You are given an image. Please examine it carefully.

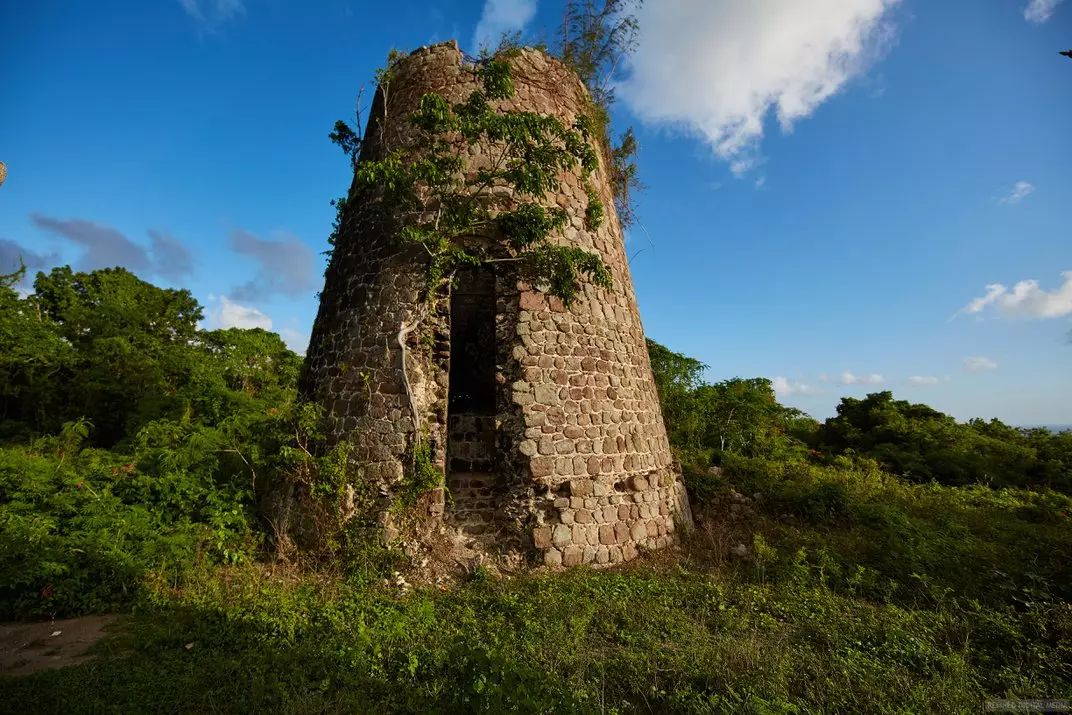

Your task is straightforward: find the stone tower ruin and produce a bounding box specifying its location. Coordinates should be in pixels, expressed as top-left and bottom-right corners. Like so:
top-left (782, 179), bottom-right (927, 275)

top-left (300, 41), bottom-right (691, 569)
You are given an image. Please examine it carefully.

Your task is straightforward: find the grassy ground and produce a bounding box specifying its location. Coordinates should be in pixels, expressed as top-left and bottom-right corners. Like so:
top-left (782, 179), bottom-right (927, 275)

top-left (2, 459), bottom-right (1070, 714)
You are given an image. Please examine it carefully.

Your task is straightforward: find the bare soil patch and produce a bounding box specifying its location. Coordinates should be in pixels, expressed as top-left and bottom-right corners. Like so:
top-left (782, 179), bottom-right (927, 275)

top-left (0, 615), bottom-right (122, 677)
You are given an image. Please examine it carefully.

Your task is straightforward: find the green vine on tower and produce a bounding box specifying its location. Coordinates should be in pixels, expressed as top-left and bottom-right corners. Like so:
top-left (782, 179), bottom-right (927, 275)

top-left (331, 50), bottom-right (612, 308)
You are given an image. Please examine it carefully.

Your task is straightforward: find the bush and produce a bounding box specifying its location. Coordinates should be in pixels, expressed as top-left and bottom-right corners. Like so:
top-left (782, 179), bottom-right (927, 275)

top-left (0, 420), bottom-right (259, 618)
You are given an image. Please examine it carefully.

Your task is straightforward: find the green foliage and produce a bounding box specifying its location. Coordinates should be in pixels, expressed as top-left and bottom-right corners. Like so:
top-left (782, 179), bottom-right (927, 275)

top-left (817, 391), bottom-right (1072, 493)
top-left (1, 266), bottom-right (205, 444)
top-left (558, 0), bottom-right (644, 227)
top-left (2, 317), bottom-right (1071, 712)
top-left (0, 419), bottom-right (258, 618)
top-left (328, 120), bottom-right (361, 167)
top-left (609, 126), bottom-right (642, 227)
top-left (324, 194), bottom-right (347, 264)
top-left (712, 454), bottom-right (1072, 612)
top-left (648, 341), bottom-right (1072, 495)
top-left (559, 0), bottom-right (642, 109)
top-left (5, 543), bottom-right (1067, 713)
top-left (647, 339), bottom-right (811, 471)
top-left (397, 433), bottom-right (443, 510)
top-left (0, 265), bottom-right (341, 618)
top-left (340, 54), bottom-right (612, 307)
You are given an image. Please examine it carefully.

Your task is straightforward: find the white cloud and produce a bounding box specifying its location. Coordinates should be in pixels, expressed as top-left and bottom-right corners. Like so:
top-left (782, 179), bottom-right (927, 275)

top-left (471, 0), bottom-right (537, 54)
top-left (206, 295), bottom-right (272, 331)
top-left (772, 376), bottom-right (823, 396)
top-left (906, 375), bottom-right (940, 387)
top-left (179, 0), bottom-right (245, 30)
top-left (964, 356), bottom-right (998, 373)
top-left (998, 180), bottom-right (1034, 205)
top-left (839, 370), bottom-right (885, 385)
top-left (620, 0), bottom-right (900, 174)
top-left (1024, 0), bottom-right (1065, 22)
top-left (202, 297), bottom-right (309, 354)
top-left (949, 283), bottom-right (1005, 322)
top-left (952, 271), bottom-right (1072, 321)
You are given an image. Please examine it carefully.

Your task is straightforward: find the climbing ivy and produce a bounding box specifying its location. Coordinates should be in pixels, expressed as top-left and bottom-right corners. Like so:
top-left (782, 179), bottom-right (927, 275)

top-left (332, 50), bottom-right (612, 307)
top-left (396, 432), bottom-right (443, 510)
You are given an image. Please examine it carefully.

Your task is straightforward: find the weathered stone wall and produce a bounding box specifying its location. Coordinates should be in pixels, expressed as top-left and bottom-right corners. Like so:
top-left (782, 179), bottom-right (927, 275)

top-left (301, 40), bottom-right (691, 568)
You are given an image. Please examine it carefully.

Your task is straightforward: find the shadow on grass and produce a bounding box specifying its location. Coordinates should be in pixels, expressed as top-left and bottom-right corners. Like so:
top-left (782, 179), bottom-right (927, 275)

top-left (0, 558), bottom-right (1003, 715)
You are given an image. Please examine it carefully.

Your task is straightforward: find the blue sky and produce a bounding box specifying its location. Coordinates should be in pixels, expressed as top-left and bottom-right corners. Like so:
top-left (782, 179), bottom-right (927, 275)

top-left (1, 0), bottom-right (1070, 424)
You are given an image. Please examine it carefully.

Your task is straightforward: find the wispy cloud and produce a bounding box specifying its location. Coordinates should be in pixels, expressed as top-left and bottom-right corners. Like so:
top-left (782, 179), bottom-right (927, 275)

top-left (32, 214), bottom-right (152, 273)
top-left (148, 229), bottom-right (195, 281)
top-left (0, 238), bottom-right (58, 279)
top-left (30, 214), bottom-right (194, 280)
top-left (772, 376), bottom-right (823, 397)
top-left (620, 0), bottom-right (901, 175)
top-left (964, 356), bottom-right (998, 373)
top-left (906, 375), bottom-right (940, 387)
top-left (952, 271), bottom-right (1072, 321)
top-left (997, 180), bottom-right (1034, 205)
top-left (471, 0), bottom-right (537, 54)
top-left (1024, 0), bottom-right (1065, 22)
top-left (838, 370), bottom-right (885, 386)
top-left (229, 229), bottom-right (315, 302)
top-left (179, 0), bottom-right (245, 31)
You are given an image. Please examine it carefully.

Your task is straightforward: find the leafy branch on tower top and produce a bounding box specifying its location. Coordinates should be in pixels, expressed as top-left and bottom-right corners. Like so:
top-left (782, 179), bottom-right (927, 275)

top-left (331, 50), bottom-right (612, 307)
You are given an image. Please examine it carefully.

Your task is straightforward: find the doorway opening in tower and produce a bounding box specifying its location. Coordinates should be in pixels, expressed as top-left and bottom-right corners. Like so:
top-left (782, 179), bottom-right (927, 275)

top-left (446, 266), bottom-right (499, 535)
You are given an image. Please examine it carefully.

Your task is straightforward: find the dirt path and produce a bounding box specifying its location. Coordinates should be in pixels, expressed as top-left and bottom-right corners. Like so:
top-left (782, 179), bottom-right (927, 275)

top-left (0, 615), bottom-right (122, 678)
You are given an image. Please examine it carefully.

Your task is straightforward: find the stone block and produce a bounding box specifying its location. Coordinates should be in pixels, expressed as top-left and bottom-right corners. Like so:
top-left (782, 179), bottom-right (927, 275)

top-left (531, 457), bottom-right (555, 477)
top-left (569, 479), bottom-right (593, 497)
top-left (533, 526), bottom-right (553, 549)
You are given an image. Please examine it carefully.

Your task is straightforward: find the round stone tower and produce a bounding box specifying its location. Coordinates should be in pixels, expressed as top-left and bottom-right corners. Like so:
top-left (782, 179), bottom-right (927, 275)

top-left (301, 41), bottom-right (691, 568)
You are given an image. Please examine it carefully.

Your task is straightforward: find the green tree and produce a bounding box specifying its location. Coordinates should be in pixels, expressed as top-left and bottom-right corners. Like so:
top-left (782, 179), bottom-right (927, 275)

top-left (29, 267), bottom-right (204, 444)
top-left (646, 339), bottom-right (810, 470)
top-left (819, 392), bottom-right (1064, 491)
top-left (0, 264), bottom-right (72, 437)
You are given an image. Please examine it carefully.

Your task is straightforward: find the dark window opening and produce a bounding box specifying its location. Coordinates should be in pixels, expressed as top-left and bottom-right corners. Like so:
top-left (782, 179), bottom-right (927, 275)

top-left (448, 267), bottom-right (497, 415)
top-left (447, 267), bottom-right (499, 534)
